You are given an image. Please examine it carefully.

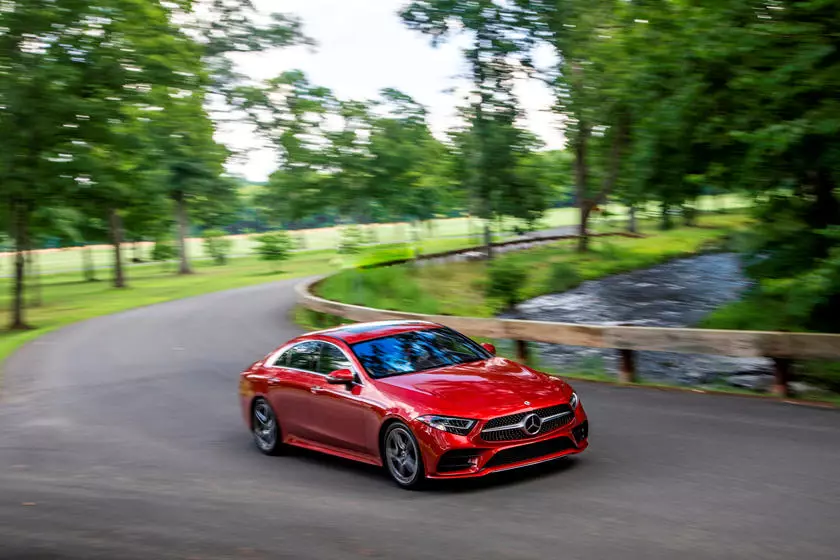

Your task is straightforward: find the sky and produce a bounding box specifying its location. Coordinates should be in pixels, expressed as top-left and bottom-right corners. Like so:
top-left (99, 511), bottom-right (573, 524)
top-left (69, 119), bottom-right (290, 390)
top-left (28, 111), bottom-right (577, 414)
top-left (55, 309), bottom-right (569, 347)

top-left (221, 0), bottom-right (563, 182)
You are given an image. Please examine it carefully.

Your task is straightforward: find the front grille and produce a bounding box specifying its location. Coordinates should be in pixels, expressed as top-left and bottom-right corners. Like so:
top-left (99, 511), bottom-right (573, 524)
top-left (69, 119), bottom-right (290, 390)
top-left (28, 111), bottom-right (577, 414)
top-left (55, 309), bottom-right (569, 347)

top-left (437, 449), bottom-right (484, 473)
top-left (484, 436), bottom-right (574, 469)
top-left (481, 404), bottom-right (574, 442)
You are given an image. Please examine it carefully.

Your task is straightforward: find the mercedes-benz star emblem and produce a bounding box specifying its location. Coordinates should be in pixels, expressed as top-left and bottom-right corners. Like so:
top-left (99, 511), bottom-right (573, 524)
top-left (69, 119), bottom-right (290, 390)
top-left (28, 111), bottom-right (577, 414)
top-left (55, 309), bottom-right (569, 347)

top-left (522, 413), bottom-right (542, 436)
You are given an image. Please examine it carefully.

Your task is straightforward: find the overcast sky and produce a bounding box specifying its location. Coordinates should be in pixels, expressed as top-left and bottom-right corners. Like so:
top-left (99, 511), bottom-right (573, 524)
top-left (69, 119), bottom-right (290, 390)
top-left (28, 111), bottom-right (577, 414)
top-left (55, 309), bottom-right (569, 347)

top-left (221, 0), bottom-right (563, 182)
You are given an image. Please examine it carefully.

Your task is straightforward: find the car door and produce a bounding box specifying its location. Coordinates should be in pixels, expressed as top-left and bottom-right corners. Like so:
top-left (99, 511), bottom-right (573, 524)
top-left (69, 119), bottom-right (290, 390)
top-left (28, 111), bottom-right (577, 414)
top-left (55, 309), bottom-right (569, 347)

top-left (305, 342), bottom-right (383, 457)
top-left (265, 341), bottom-right (324, 442)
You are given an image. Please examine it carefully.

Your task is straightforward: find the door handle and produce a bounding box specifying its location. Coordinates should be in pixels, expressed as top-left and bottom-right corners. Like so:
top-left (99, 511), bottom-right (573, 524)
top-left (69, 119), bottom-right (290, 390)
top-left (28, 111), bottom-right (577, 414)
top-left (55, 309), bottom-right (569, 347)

top-left (310, 386), bottom-right (325, 394)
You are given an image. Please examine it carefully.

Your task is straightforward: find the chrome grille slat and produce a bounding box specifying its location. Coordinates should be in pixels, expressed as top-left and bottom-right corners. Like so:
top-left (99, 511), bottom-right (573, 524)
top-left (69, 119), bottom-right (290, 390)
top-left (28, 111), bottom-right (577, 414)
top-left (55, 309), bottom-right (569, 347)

top-left (481, 404), bottom-right (574, 442)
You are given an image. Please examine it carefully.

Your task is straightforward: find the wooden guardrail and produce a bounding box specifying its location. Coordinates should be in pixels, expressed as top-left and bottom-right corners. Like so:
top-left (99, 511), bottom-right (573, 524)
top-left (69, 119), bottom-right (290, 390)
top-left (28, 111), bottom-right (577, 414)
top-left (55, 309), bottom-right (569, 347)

top-left (296, 238), bottom-right (840, 398)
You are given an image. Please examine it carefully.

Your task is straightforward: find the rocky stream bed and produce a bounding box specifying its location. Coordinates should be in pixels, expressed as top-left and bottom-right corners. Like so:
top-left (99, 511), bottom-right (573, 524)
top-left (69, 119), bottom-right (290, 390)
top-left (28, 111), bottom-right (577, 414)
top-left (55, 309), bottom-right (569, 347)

top-left (504, 253), bottom-right (788, 391)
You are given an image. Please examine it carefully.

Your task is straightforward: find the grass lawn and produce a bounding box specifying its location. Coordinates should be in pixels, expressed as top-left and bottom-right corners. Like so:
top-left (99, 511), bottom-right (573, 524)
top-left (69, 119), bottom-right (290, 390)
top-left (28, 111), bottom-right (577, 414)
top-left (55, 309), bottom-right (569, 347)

top-left (0, 194), bottom-right (749, 275)
top-left (316, 212), bottom-right (752, 318)
top-left (0, 235), bottom-right (492, 370)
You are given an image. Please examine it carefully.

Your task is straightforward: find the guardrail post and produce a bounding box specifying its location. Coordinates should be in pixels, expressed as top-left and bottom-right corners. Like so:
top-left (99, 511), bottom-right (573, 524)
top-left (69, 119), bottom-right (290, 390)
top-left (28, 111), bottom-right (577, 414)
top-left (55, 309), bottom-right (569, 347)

top-left (619, 349), bottom-right (637, 383)
top-left (772, 358), bottom-right (792, 398)
top-left (515, 339), bottom-right (529, 364)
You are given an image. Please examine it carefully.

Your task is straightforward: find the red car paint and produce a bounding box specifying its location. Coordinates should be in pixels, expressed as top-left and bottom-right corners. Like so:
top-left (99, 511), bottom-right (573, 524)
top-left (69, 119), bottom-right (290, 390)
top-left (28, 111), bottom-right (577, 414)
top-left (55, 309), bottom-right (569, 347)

top-left (239, 321), bottom-right (588, 479)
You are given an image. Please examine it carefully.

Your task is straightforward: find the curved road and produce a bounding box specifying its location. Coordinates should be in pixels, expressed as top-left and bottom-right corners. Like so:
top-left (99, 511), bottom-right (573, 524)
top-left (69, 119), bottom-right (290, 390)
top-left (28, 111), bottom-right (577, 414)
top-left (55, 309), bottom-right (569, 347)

top-left (1, 279), bottom-right (838, 559)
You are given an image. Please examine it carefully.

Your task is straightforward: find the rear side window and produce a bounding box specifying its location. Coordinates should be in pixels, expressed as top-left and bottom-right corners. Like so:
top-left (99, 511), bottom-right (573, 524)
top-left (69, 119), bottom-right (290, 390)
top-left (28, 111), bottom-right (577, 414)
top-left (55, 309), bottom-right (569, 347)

top-left (276, 341), bottom-right (321, 372)
top-left (318, 343), bottom-right (354, 374)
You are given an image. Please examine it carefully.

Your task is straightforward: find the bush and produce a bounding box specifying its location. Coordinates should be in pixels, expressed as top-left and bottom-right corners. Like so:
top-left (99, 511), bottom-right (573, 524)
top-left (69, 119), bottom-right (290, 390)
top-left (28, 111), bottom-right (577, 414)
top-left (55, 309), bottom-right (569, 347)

top-left (338, 225), bottom-right (364, 255)
top-left (202, 229), bottom-right (232, 265)
top-left (151, 237), bottom-right (177, 263)
top-left (362, 226), bottom-right (378, 244)
top-left (254, 231), bottom-right (293, 271)
top-left (357, 244), bottom-right (415, 268)
top-left (544, 261), bottom-right (582, 293)
top-left (595, 239), bottom-right (622, 260)
top-left (485, 258), bottom-right (528, 308)
top-left (319, 266), bottom-right (439, 315)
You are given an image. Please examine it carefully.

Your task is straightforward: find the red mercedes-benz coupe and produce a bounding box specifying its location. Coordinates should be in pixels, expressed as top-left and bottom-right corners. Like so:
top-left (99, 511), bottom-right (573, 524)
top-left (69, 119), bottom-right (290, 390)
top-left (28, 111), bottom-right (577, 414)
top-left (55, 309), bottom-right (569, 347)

top-left (239, 320), bottom-right (589, 488)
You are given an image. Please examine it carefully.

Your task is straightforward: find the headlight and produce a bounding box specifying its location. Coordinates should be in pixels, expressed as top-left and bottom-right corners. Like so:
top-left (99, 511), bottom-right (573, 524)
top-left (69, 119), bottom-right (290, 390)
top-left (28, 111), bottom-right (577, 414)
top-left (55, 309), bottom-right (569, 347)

top-left (569, 392), bottom-right (580, 409)
top-left (417, 415), bottom-right (476, 436)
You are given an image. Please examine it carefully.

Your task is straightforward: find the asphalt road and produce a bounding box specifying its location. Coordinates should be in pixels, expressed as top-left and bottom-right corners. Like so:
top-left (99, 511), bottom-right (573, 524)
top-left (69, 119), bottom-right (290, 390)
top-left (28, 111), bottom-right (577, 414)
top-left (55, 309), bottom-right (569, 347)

top-left (1, 279), bottom-right (839, 560)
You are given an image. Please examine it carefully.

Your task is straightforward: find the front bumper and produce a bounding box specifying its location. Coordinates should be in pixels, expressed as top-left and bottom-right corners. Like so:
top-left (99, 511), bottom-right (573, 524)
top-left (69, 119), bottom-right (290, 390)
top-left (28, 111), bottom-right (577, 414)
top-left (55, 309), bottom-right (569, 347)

top-left (415, 405), bottom-right (589, 479)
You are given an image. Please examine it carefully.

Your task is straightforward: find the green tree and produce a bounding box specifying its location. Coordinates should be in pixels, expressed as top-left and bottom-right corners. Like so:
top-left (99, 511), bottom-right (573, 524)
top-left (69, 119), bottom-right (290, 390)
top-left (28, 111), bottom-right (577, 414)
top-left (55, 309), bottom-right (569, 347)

top-left (202, 229), bottom-right (233, 265)
top-left (254, 231), bottom-right (294, 272)
top-left (338, 226), bottom-right (365, 255)
top-left (402, 0), bottom-right (547, 257)
top-left (152, 235), bottom-right (178, 270)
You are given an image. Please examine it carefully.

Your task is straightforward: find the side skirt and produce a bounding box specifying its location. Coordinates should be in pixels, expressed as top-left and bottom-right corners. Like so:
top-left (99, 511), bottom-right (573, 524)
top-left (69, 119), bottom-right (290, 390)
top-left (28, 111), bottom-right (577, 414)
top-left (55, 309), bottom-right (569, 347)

top-left (285, 435), bottom-right (383, 467)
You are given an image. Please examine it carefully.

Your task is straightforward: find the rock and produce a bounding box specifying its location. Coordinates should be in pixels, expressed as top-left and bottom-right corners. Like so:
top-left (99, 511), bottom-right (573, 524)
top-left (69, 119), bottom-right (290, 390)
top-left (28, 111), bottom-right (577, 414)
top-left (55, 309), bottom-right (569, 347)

top-left (727, 374), bottom-right (774, 392)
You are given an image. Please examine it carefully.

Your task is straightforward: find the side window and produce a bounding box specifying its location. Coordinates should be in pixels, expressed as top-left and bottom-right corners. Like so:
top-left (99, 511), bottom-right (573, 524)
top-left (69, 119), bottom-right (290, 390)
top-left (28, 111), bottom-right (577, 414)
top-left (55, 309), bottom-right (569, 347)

top-left (318, 343), bottom-right (354, 375)
top-left (273, 349), bottom-right (290, 367)
top-left (281, 341), bottom-right (321, 372)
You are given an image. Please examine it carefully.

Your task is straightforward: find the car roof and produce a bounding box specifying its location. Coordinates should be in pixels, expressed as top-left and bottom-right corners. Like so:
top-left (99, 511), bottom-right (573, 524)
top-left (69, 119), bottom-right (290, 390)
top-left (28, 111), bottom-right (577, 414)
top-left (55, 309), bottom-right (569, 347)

top-left (305, 320), bottom-right (442, 345)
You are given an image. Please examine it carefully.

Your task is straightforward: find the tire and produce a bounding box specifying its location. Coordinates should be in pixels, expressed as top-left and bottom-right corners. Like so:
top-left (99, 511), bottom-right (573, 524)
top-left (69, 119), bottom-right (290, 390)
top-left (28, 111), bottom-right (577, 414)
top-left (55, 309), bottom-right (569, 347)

top-left (382, 422), bottom-right (426, 489)
top-left (251, 398), bottom-right (284, 456)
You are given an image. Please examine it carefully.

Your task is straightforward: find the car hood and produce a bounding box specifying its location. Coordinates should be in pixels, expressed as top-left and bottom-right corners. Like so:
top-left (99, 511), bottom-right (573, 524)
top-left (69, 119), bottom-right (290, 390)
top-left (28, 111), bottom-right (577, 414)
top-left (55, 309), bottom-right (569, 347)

top-left (375, 357), bottom-right (572, 418)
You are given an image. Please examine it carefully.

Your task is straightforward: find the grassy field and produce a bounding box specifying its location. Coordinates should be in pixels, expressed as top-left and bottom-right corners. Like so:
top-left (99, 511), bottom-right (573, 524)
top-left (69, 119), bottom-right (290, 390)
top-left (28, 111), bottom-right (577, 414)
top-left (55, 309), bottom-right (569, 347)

top-left (0, 236), bottom-right (490, 368)
top-left (0, 194), bottom-right (748, 275)
top-left (316, 213), bottom-right (752, 318)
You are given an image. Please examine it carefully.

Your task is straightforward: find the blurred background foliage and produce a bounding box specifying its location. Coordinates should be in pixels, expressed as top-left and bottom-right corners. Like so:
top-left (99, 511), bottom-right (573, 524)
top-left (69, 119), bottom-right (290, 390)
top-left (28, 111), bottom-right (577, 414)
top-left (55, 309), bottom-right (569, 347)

top-left (0, 0), bottom-right (838, 337)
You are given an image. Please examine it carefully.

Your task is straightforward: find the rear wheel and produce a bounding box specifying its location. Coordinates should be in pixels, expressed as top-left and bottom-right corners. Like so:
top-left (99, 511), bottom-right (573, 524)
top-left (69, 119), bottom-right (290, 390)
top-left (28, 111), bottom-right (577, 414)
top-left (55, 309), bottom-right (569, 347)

top-left (252, 398), bottom-right (283, 456)
top-left (383, 422), bottom-right (425, 489)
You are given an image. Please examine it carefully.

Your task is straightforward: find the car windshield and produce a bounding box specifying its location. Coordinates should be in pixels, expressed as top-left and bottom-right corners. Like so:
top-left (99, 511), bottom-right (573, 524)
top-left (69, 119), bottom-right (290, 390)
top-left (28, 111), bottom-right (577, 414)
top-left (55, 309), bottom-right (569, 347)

top-left (351, 328), bottom-right (490, 379)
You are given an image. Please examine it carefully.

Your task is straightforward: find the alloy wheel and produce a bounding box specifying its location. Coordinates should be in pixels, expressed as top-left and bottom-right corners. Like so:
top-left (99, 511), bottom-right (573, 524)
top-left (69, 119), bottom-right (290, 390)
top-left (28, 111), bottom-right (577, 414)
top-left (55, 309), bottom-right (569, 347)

top-left (385, 425), bottom-right (421, 486)
top-left (253, 399), bottom-right (278, 453)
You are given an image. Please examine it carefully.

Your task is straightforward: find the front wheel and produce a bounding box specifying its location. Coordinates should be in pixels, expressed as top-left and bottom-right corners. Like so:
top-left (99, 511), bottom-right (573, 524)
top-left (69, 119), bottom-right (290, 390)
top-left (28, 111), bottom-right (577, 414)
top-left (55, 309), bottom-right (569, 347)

top-left (252, 398), bottom-right (284, 456)
top-left (383, 422), bottom-right (425, 489)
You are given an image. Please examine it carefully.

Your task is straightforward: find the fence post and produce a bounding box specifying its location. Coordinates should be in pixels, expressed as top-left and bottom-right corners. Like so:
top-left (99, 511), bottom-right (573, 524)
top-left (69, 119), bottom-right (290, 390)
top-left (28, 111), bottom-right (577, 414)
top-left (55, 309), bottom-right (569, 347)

top-left (618, 349), bottom-right (636, 383)
top-left (772, 358), bottom-right (792, 398)
top-left (515, 339), bottom-right (530, 364)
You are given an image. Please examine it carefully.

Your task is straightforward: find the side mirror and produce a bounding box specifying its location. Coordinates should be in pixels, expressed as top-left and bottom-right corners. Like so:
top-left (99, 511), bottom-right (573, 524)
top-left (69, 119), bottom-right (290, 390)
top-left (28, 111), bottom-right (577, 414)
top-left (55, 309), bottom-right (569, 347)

top-left (327, 369), bottom-right (356, 386)
top-left (481, 343), bottom-right (496, 356)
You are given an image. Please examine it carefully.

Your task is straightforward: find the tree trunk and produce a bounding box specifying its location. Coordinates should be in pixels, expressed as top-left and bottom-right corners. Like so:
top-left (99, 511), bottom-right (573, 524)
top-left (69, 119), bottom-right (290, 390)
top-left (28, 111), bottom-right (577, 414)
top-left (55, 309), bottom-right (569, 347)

top-left (575, 121), bottom-right (591, 253)
top-left (577, 114), bottom-right (628, 252)
top-left (484, 222), bottom-right (493, 260)
top-left (660, 203), bottom-right (673, 231)
top-left (10, 202), bottom-right (30, 330)
top-left (627, 205), bottom-right (638, 233)
top-left (109, 207), bottom-right (126, 288)
top-left (82, 245), bottom-right (96, 282)
top-left (683, 203), bottom-right (697, 227)
top-left (578, 204), bottom-right (591, 252)
top-left (175, 193), bottom-right (192, 275)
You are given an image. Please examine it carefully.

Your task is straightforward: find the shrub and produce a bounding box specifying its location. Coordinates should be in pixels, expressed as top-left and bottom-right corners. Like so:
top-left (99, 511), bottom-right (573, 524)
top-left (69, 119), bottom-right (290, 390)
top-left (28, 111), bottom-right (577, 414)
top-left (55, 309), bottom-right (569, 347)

top-left (151, 236), bottom-right (177, 264)
top-left (544, 261), bottom-right (582, 293)
top-left (338, 225), bottom-right (364, 255)
top-left (319, 266), bottom-right (439, 315)
top-left (485, 258), bottom-right (528, 308)
top-left (595, 239), bottom-right (622, 260)
top-left (362, 226), bottom-right (378, 244)
top-left (254, 231), bottom-right (294, 271)
top-left (202, 229), bottom-right (232, 265)
top-left (357, 244), bottom-right (415, 268)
